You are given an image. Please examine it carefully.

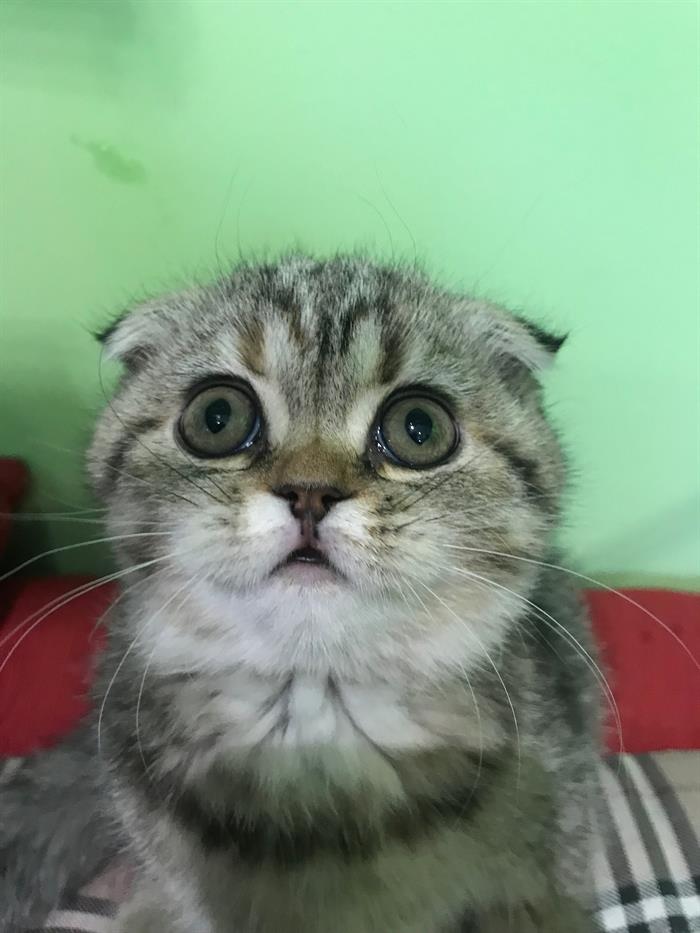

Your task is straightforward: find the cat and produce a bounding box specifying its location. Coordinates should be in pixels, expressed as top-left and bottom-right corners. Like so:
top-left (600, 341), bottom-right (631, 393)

top-left (1, 255), bottom-right (600, 932)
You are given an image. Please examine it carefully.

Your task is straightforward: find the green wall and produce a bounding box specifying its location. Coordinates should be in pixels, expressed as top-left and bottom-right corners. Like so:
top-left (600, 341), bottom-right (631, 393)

top-left (1, 1), bottom-right (698, 586)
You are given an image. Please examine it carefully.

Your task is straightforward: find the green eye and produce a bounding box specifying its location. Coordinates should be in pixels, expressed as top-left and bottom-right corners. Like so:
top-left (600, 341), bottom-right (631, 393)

top-left (178, 382), bottom-right (261, 458)
top-left (376, 393), bottom-right (458, 469)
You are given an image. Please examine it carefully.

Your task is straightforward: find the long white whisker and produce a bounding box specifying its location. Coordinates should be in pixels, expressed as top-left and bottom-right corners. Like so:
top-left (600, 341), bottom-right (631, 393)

top-left (97, 636), bottom-right (142, 758)
top-left (89, 571), bottom-right (156, 641)
top-left (28, 439), bottom-right (207, 510)
top-left (434, 559), bottom-right (624, 755)
top-left (443, 545), bottom-right (700, 674)
top-left (98, 348), bottom-right (232, 508)
top-left (0, 532), bottom-right (171, 583)
top-left (5, 515), bottom-right (177, 527)
top-left (1, 508), bottom-right (107, 519)
top-left (395, 571), bottom-right (485, 808)
top-left (0, 566), bottom-right (141, 652)
top-left (413, 576), bottom-right (521, 790)
top-left (135, 577), bottom-right (198, 778)
top-left (96, 560), bottom-right (194, 756)
top-left (0, 553), bottom-right (178, 675)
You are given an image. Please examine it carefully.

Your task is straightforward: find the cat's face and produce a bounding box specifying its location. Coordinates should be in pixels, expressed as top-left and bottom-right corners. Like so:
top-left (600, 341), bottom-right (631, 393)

top-left (89, 257), bottom-right (565, 681)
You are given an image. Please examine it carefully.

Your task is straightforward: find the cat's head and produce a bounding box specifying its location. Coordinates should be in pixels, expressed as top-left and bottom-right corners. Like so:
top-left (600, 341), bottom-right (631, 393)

top-left (89, 256), bottom-right (566, 682)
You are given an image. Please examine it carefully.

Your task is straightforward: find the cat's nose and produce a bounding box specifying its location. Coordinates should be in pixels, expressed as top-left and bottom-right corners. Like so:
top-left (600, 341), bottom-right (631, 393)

top-left (273, 485), bottom-right (346, 523)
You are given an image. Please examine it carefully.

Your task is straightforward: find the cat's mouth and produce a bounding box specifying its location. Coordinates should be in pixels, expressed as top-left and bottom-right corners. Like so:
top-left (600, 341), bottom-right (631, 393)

top-left (286, 546), bottom-right (331, 567)
top-left (272, 545), bottom-right (343, 582)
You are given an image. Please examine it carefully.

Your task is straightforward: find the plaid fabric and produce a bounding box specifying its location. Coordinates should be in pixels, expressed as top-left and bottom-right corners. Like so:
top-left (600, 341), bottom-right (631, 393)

top-left (32, 862), bottom-right (130, 933)
top-left (594, 753), bottom-right (700, 932)
top-left (31, 752), bottom-right (700, 932)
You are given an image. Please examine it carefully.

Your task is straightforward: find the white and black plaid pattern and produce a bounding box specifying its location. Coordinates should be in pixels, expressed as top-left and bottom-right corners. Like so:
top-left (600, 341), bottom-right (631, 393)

top-left (33, 752), bottom-right (700, 932)
top-left (594, 754), bottom-right (700, 933)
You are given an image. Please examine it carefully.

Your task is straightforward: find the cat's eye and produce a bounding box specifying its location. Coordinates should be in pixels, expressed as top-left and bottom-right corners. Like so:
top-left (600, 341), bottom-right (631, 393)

top-left (178, 381), bottom-right (262, 458)
top-left (374, 392), bottom-right (459, 469)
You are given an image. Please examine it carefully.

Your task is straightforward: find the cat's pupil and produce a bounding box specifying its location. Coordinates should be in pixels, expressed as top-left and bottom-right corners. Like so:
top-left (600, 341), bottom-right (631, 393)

top-left (404, 408), bottom-right (433, 445)
top-left (205, 399), bottom-right (232, 434)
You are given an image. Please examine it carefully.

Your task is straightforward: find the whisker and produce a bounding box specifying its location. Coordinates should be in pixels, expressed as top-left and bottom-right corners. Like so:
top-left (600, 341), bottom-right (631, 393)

top-left (135, 576), bottom-right (199, 778)
top-left (1, 508), bottom-right (107, 520)
top-left (412, 576), bottom-right (521, 791)
top-left (443, 545), bottom-right (700, 674)
top-left (0, 532), bottom-right (171, 584)
top-left (0, 558), bottom-right (164, 654)
top-left (387, 472), bottom-right (454, 514)
top-left (6, 515), bottom-right (166, 526)
top-left (94, 556), bottom-right (196, 756)
top-left (0, 570), bottom-right (122, 652)
top-left (214, 165), bottom-right (241, 276)
top-left (29, 440), bottom-right (91, 460)
top-left (393, 514), bottom-right (498, 534)
top-left (392, 569), bottom-right (485, 806)
top-left (101, 454), bottom-right (203, 512)
top-left (374, 164), bottom-right (418, 267)
top-left (235, 173), bottom-right (254, 264)
top-left (0, 552), bottom-right (181, 676)
top-left (24, 439), bottom-right (204, 512)
top-left (350, 190), bottom-right (396, 261)
top-left (98, 345), bottom-right (232, 508)
top-left (89, 571), bottom-right (156, 641)
top-left (434, 559), bottom-right (624, 756)
top-left (97, 633), bottom-right (143, 757)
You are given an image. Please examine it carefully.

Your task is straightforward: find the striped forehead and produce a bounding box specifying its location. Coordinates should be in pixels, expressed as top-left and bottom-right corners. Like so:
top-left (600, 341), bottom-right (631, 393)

top-left (237, 305), bottom-right (402, 394)
top-left (223, 303), bottom-right (405, 450)
top-left (271, 314), bottom-right (384, 382)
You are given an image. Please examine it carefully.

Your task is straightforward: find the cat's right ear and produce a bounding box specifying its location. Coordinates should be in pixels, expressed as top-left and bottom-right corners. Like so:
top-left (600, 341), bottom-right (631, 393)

top-left (95, 300), bottom-right (169, 370)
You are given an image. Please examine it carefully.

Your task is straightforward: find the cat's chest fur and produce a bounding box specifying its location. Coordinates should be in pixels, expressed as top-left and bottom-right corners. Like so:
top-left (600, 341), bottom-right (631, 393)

top-left (195, 674), bottom-right (439, 748)
top-left (126, 669), bottom-right (504, 933)
top-left (158, 671), bottom-right (463, 803)
top-left (117, 660), bottom-right (513, 933)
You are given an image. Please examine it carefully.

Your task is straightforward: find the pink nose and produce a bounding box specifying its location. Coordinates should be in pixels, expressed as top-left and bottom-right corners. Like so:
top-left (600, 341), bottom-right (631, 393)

top-left (273, 485), bottom-right (346, 524)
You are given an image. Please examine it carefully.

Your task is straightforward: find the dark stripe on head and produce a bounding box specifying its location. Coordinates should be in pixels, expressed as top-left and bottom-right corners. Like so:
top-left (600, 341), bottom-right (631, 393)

top-left (274, 285), bottom-right (305, 348)
top-left (379, 319), bottom-right (404, 384)
top-left (317, 307), bottom-right (334, 366)
top-left (102, 417), bottom-right (162, 492)
top-left (375, 268), bottom-right (401, 317)
top-left (103, 436), bottom-right (132, 493)
top-left (255, 264), bottom-right (277, 302)
top-left (339, 297), bottom-right (371, 356)
top-left (490, 441), bottom-right (544, 501)
top-left (236, 316), bottom-right (265, 376)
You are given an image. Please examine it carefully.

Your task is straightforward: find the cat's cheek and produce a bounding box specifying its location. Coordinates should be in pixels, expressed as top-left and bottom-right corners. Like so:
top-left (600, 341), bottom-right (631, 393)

top-left (320, 503), bottom-right (385, 584)
top-left (170, 493), bottom-right (300, 589)
top-left (321, 501), bottom-right (373, 553)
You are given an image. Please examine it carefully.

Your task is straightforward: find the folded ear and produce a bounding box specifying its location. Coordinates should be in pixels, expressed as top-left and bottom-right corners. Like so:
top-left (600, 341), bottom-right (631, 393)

top-left (465, 300), bottom-right (566, 377)
top-left (95, 297), bottom-right (177, 370)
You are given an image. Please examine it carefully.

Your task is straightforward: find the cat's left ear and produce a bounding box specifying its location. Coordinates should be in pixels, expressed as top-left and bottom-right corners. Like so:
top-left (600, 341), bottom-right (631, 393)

top-left (466, 301), bottom-right (566, 376)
